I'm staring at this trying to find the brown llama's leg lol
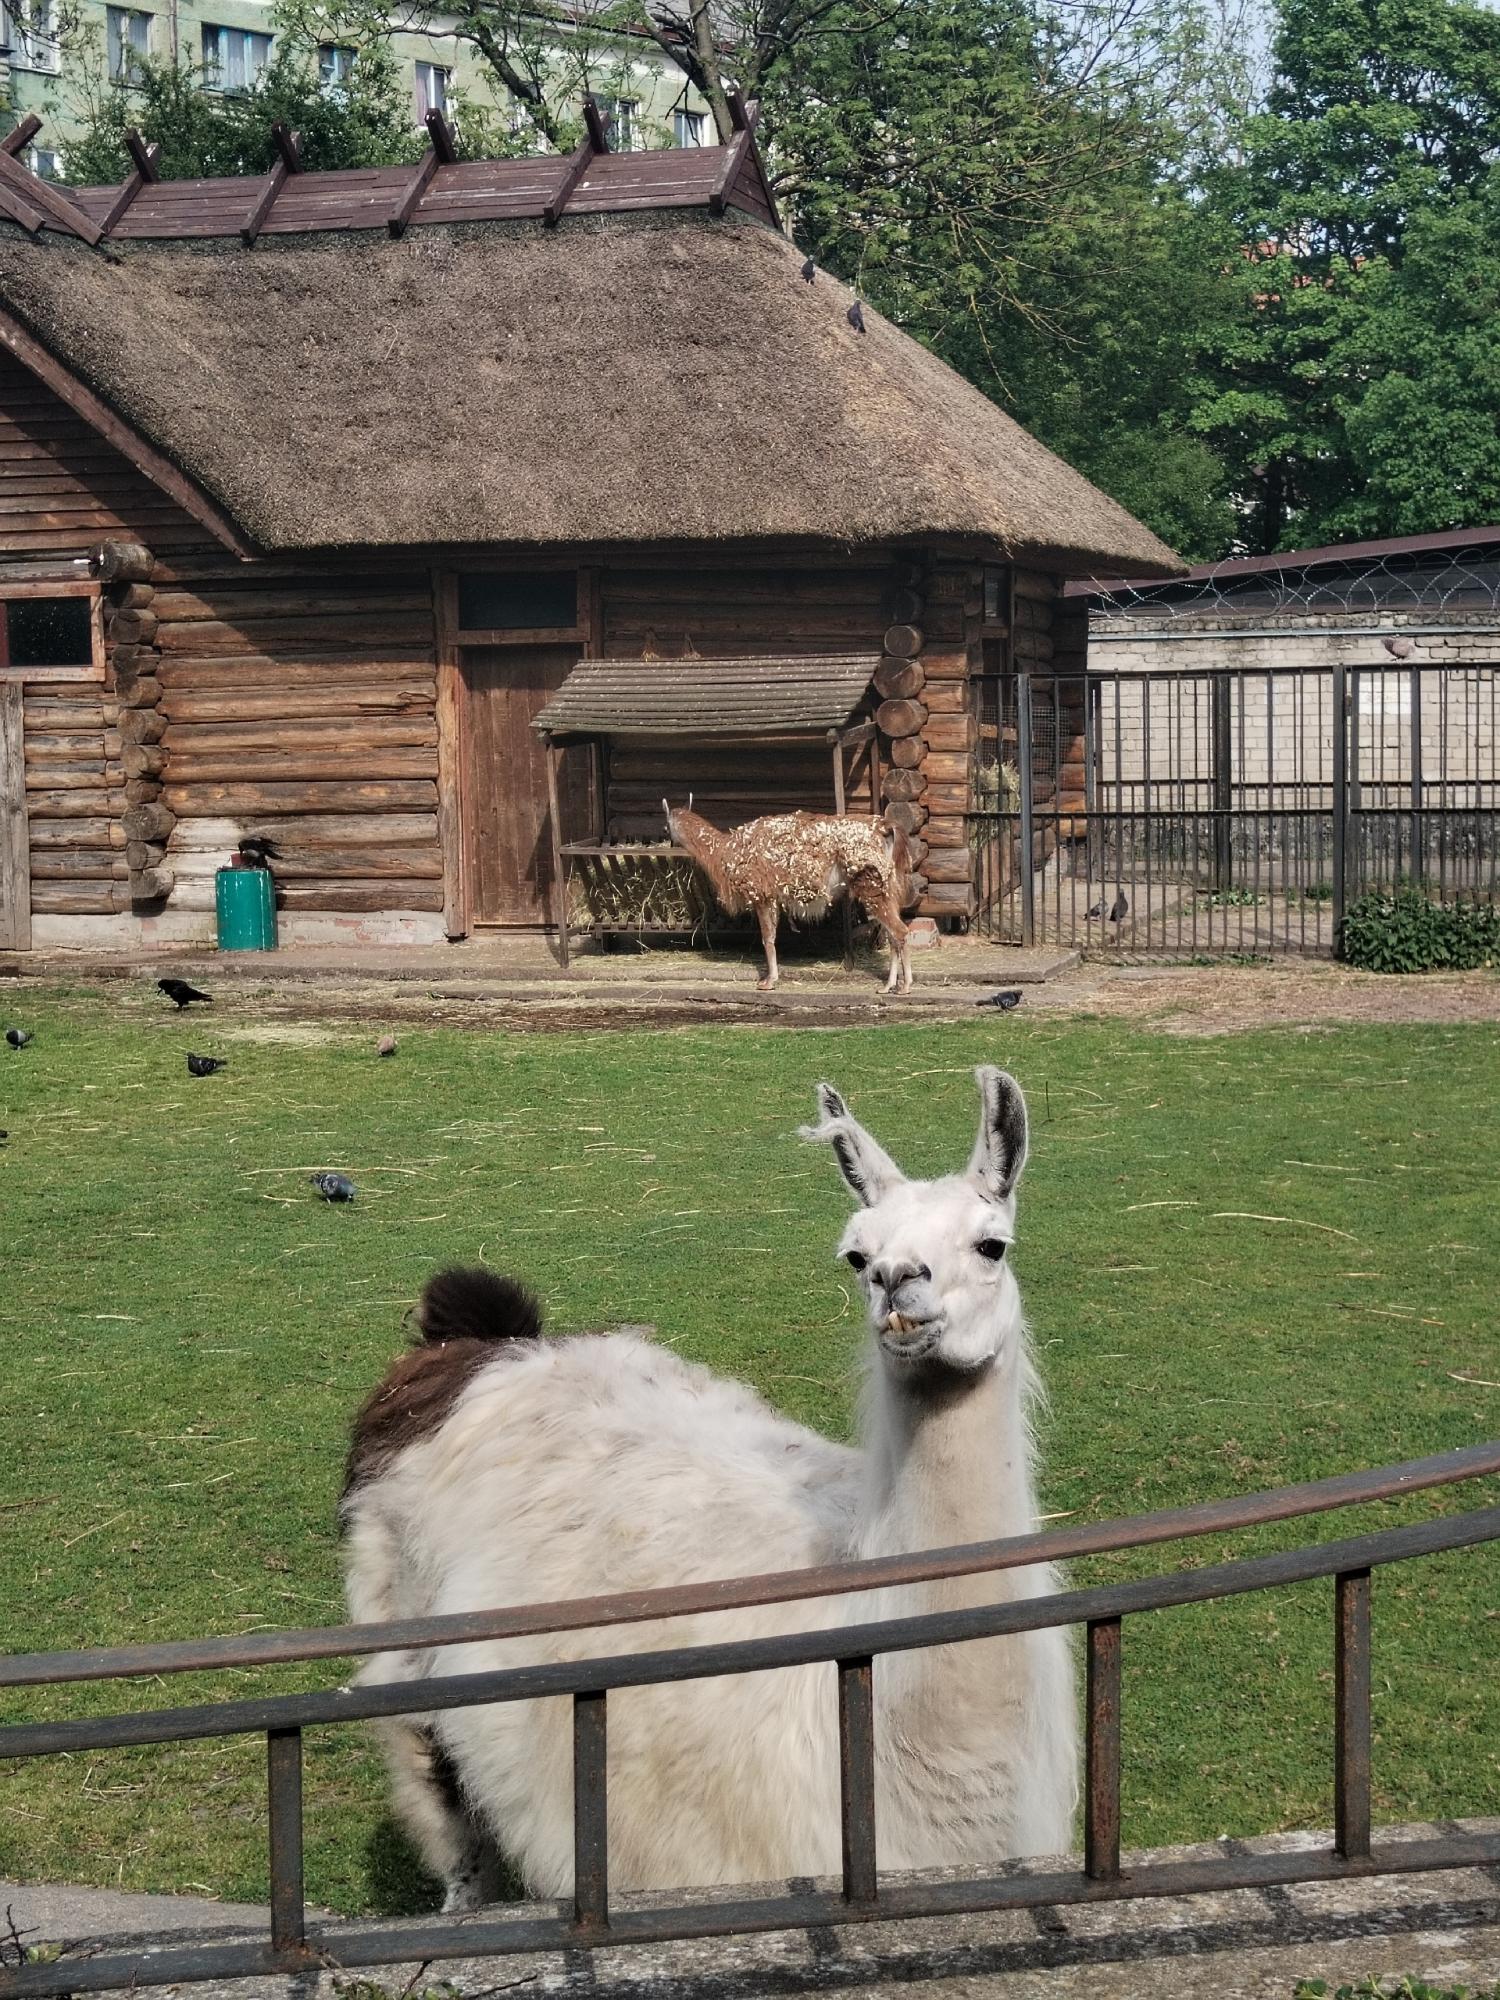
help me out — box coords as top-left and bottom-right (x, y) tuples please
(755, 901), (781, 989)
(861, 890), (911, 993)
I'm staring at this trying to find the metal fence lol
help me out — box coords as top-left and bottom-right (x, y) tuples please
(2, 1441), (1498, 1997)
(969, 664), (1500, 954)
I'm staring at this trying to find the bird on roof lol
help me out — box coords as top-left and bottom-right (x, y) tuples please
(976, 989), (1022, 1010)
(187, 1053), (227, 1077)
(5, 1028), (31, 1049)
(800, 256), (815, 282)
(847, 300), (866, 334)
(311, 1171), (356, 1203)
(1109, 891), (1129, 923)
(159, 978), (212, 1009)
(1381, 635), (1415, 660)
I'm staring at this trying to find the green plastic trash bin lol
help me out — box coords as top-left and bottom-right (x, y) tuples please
(216, 864), (277, 951)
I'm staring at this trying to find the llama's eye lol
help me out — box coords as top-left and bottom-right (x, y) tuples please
(845, 1250), (868, 1273)
(976, 1239), (1008, 1262)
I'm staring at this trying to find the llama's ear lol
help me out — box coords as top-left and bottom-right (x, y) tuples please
(967, 1065), (1028, 1202)
(800, 1081), (904, 1206)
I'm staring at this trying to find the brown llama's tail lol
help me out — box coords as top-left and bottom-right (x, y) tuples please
(886, 824), (918, 912)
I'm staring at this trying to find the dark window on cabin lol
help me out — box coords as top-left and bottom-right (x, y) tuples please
(3, 596), (94, 669)
(457, 572), (577, 631)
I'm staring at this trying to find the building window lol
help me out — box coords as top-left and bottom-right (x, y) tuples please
(0, 589), (103, 683)
(6, 0), (60, 73)
(318, 42), (356, 91)
(27, 145), (62, 179)
(414, 60), (449, 121)
(597, 96), (638, 150)
(201, 22), (271, 92)
(673, 108), (705, 147)
(456, 571), (578, 633)
(106, 5), (151, 81)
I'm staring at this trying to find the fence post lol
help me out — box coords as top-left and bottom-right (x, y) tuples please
(1084, 1617), (1122, 1881)
(573, 1690), (609, 1931)
(1331, 664), (1348, 945)
(837, 1655), (878, 1905)
(1017, 671), (1036, 947)
(1334, 1569), (1372, 1860)
(1211, 674), (1233, 892)
(266, 1727), (306, 1956)
(1409, 665), (1424, 889)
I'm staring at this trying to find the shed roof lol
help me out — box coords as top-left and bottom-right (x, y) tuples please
(532, 654), (878, 738)
(0, 149), (1183, 574)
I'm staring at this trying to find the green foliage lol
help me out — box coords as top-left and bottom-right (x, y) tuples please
(1340, 887), (1500, 972)
(61, 29), (422, 183)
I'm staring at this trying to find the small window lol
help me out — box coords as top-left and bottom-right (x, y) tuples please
(7, 0), (60, 72)
(106, 5), (151, 80)
(318, 42), (356, 90)
(457, 572), (577, 633)
(673, 108), (705, 147)
(0, 590), (102, 682)
(597, 96), (638, 150)
(201, 22), (271, 92)
(415, 59), (450, 121)
(28, 145), (63, 180)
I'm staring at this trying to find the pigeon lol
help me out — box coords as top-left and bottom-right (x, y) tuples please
(5, 1028), (31, 1049)
(847, 300), (866, 333)
(186, 1053), (227, 1077)
(1380, 635), (1415, 661)
(1108, 891), (1129, 923)
(976, 989), (1022, 1010)
(800, 256), (815, 282)
(159, 978), (212, 1009)
(311, 1171), (356, 1203)
(1085, 896), (1106, 920)
(377, 1035), (398, 1058)
(238, 835), (280, 868)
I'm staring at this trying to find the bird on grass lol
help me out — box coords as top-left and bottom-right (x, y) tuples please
(976, 989), (1022, 1010)
(187, 1053), (227, 1077)
(847, 300), (866, 334)
(159, 978), (212, 1010)
(238, 835), (280, 868)
(311, 1171), (356, 1203)
(1108, 891), (1129, 924)
(800, 256), (815, 282)
(5, 1028), (31, 1049)
(377, 1035), (398, 1058)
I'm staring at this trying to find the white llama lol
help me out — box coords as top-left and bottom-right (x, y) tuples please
(340, 1067), (1077, 1905)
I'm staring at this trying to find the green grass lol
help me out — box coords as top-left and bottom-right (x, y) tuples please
(0, 988), (1497, 1912)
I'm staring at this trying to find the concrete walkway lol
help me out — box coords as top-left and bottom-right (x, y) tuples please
(5, 1823), (1497, 1999)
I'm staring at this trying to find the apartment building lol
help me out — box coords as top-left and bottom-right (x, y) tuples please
(0, 0), (714, 174)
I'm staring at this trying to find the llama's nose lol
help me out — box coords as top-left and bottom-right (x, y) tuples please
(873, 1259), (931, 1296)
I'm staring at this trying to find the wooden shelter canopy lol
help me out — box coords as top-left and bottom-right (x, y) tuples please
(532, 654), (880, 740)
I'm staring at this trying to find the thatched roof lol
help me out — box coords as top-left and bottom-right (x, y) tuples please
(0, 207), (1182, 572)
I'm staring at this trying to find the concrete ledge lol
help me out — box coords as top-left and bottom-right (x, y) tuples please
(5, 1821), (1497, 2000)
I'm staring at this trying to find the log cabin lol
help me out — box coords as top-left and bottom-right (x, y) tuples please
(0, 106), (1181, 957)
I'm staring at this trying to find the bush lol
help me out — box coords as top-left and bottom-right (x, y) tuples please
(1340, 888), (1500, 973)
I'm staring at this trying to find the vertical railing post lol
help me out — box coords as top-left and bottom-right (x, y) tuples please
(1211, 673), (1232, 892)
(1409, 665), (1424, 889)
(1084, 1617), (1122, 1881)
(266, 1726), (306, 1956)
(1334, 1568), (1372, 1860)
(1331, 664), (1348, 946)
(573, 1689), (609, 1931)
(1017, 671), (1036, 947)
(838, 1655), (878, 1905)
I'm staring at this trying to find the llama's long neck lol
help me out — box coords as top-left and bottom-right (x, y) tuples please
(672, 810), (726, 869)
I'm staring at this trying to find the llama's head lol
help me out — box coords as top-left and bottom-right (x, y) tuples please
(661, 794), (696, 843)
(802, 1067), (1028, 1387)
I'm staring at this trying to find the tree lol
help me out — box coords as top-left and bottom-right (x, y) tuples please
(60, 28), (421, 183)
(1191, 0), (1500, 548)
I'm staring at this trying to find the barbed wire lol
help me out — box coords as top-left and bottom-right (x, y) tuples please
(1072, 540), (1500, 625)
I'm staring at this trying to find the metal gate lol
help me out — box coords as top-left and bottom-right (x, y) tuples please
(969, 664), (1500, 954)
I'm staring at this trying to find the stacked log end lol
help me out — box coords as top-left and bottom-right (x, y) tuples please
(100, 542), (174, 907)
(875, 564), (930, 907)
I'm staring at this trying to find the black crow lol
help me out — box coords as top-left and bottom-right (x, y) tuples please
(159, 978), (212, 1009)
(1108, 891), (1129, 923)
(5, 1028), (31, 1049)
(1085, 896), (1106, 920)
(847, 300), (865, 333)
(187, 1053), (227, 1077)
(800, 256), (815, 282)
(238, 836), (280, 867)
(311, 1171), (356, 1203)
(976, 989), (1022, 1010)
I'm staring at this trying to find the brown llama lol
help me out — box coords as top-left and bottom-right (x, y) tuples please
(664, 800), (916, 992)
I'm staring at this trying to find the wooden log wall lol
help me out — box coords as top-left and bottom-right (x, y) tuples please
(599, 562), (889, 839)
(1012, 571), (1086, 846)
(148, 555), (443, 914)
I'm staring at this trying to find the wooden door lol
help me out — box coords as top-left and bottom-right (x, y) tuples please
(0, 683), (30, 952)
(462, 643), (588, 925)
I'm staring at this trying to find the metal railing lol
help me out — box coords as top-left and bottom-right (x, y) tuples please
(2, 1441), (1498, 1998)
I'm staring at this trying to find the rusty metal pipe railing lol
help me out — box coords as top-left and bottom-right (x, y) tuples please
(3, 1440), (1496, 1693)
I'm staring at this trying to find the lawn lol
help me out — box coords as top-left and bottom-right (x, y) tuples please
(0, 986), (1496, 1913)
